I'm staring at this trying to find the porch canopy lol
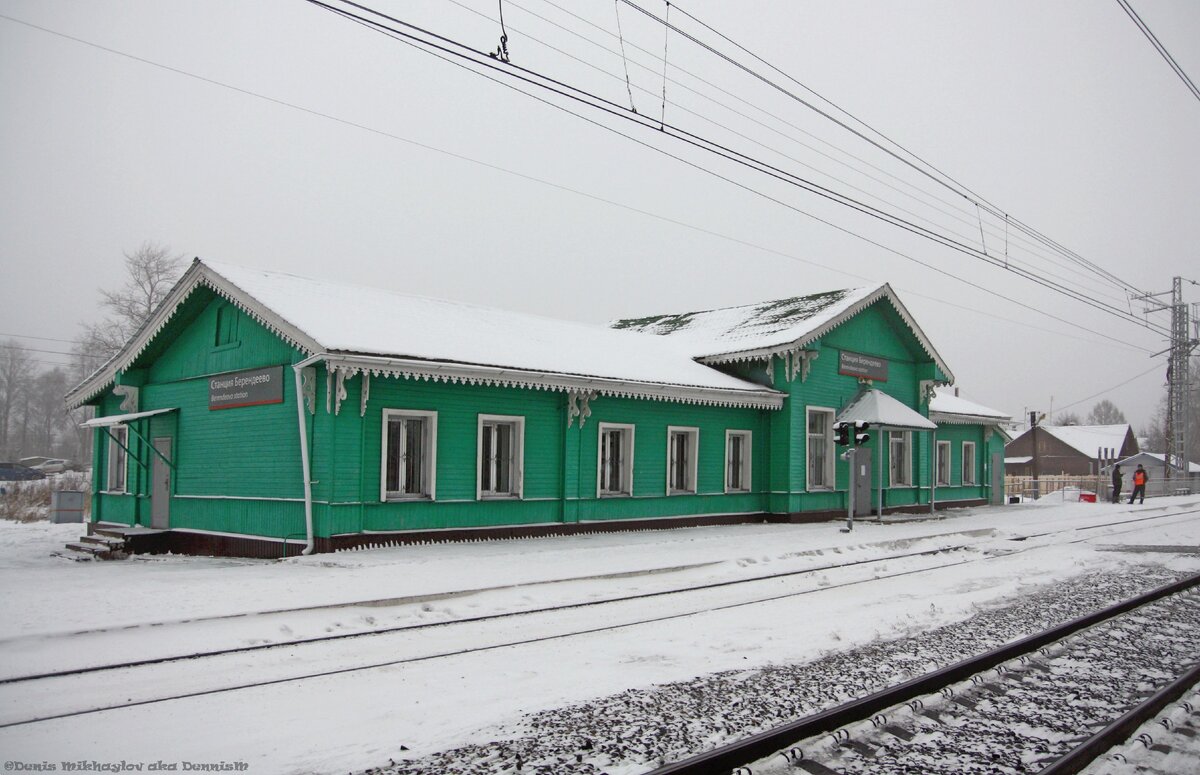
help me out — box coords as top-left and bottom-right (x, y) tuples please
(836, 388), (937, 519)
(836, 389), (936, 431)
(81, 407), (176, 428)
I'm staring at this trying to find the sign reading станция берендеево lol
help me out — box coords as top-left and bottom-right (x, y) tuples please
(838, 350), (888, 382)
(208, 366), (284, 410)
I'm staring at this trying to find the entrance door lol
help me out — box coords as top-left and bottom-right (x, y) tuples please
(151, 437), (172, 529)
(853, 447), (873, 517)
(991, 451), (1005, 505)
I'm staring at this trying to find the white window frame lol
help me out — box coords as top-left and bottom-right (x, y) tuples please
(725, 430), (752, 493)
(962, 441), (977, 485)
(380, 409), (437, 501)
(597, 422), (635, 498)
(106, 425), (128, 494)
(477, 414), (525, 500)
(666, 426), (699, 495)
(936, 440), (952, 486)
(889, 431), (913, 487)
(806, 407), (835, 491)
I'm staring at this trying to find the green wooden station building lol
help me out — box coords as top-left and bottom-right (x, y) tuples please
(65, 260), (1010, 557)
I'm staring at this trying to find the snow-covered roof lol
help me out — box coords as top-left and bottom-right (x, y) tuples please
(610, 283), (954, 381)
(1005, 456), (1033, 465)
(835, 389), (937, 430)
(1111, 452), (1200, 474)
(66, 260), (785, 410)
(1040, 425), (1132, 458)
(928, 389), (1011, 425)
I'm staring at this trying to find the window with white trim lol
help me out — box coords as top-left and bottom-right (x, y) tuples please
(598, 423), (634, 497)
(962, 441), (977, 485)
(725, 430), (752, 493)
(806, 408), (834, 490)
(106, 425), (128, 493)
(382, 410), (436, 500)
(889, 431), (913, 486)
(478, 415), (524, 499)
(667, 426), (699, 495)
(936, 440), (952, 486)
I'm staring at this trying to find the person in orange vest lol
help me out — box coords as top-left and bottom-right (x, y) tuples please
(1128, 464), (1149, 504)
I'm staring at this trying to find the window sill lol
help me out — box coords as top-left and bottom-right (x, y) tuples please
(479, 494), (522, 501)
(599, 492), (632, 498)
(383, 495), (432, 502)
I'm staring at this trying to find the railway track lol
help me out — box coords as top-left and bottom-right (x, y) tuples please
(648, 573), (1200, 775)
(5, 506), (1194, 685)
(1, 508), (1196, 732)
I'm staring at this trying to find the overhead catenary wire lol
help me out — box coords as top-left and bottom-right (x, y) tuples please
(0, 11), (1154, 358)
(310, 0), (1170, 339)
(620, 0), (1150, 299)
(305, 0), (1160, 351)
(1116, 0), (1200, 104)
(517, 0), (1125, 302)
(1051, 361), (1165, 415)
(444, 0), (1134, 310)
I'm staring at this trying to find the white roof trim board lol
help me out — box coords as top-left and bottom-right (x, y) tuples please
(835, 389), (938, 431)
(323, 355), (784, 410)
(67, 260), (784, 411)
(928, 388), (1011, 426)
(81, 408), (177, 427)
(611, 282), (955, 382)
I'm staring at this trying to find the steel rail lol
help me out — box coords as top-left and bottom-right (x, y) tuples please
(4, 508), (1196, 687)
(1036, 661), (1200, 775)
(647, 572), (1200, 774)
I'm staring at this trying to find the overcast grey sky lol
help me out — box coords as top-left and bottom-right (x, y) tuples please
(1, 0), (1197, 431)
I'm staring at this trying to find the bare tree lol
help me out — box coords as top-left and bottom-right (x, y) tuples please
(26, 369), (71, 457)
(76, 242), (186, 364)
(0, 341), (34, 458)
(1054, 411), (1082, 426)
(66, 243), (186, 464)
(1086, 399), (1127, 425)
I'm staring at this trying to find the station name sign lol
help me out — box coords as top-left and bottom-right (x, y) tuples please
(209, 366), (284, 410)
(838, 351), (888, 382)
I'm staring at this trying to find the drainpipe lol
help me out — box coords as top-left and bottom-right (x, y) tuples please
(930, 429), (937, 515)
(293, 353), (327, 555)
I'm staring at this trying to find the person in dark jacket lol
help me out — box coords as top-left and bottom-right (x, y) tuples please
(1111, 465), (1123, 503)
(1129, 464), (1149, 504)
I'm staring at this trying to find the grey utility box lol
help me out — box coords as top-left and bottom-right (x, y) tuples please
(50, 490), (86, 523)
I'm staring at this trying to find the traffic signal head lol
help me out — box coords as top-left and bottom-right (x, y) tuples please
(834, 422), (851, 446)
(854, 421), (871, 445)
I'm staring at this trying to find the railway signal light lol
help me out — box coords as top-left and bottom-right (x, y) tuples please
(854, 421), (871, 445)
(834, 422), (851, 446)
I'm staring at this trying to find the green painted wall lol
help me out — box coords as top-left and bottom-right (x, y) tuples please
(87, 291), (995, 544)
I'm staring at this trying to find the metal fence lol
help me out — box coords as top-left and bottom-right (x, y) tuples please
(1005, 475), (1199, 503)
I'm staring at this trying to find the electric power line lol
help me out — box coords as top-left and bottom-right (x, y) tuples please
(313, 0), (1170, 338)
(620, 0), (1151, 298)
(448, 0), (1135, 310)
(0, 10), (1156, 358)
(1116, 0), (1200, 104)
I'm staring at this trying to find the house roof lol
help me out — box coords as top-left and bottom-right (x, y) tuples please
(928, 388), (1011, 426)
(1038, 424), (1133, 458)
(66, 260), (786, 411)
(610, 283), (954, 381)
(835, 389), (938, 430)
(1109, 452), (1200, 474)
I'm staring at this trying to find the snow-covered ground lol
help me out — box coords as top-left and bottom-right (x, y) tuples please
(1, 497), (1198, 774)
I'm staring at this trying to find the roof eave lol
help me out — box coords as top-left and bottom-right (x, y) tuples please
(65, 260), (324, 410)
(322, 353), (786, 410)
(696, 284), (955, 382)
